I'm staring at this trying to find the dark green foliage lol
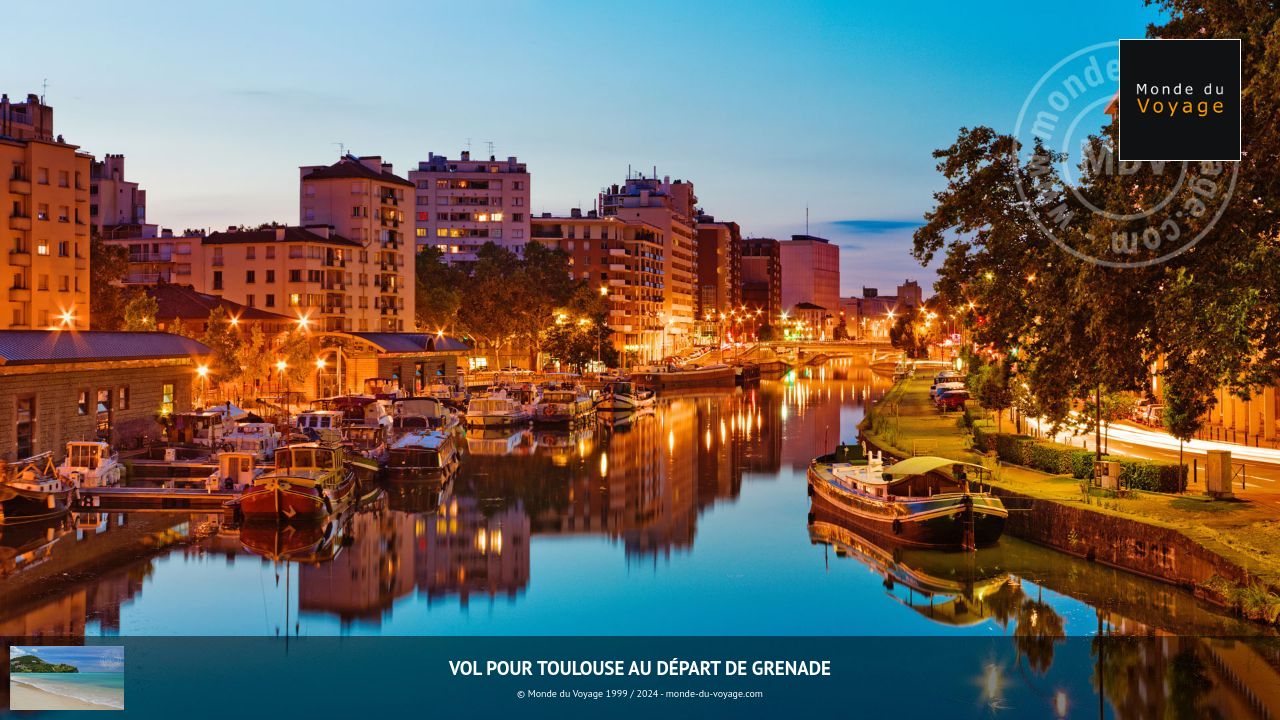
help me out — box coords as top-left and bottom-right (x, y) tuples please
(11, 655), (78, 673)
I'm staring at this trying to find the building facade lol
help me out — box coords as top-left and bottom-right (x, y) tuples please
(0, 331), (207, 461)
(0, 93), (92, 330)
(531, 209), (666, 364)
(90, 153), (146, 234)
(300, 155), (414, 331)
(841, 281), (924, 340)
(409, 151), (530, 264)
(740, 237), (781, 323)
(694, 215), (741, 319)
(779, 234), (840, 327)
(598, 175), (698, 350)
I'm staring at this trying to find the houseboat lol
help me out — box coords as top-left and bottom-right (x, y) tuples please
(238, 441), (357, 521)
(295, 409), (346, 440)
(533, 385), (595, 424)
(56, 441), (125, 488)
(631, 363), (736, 390)
(392, 397), (461, 436)
(0, 453), (73, 524)
(205, 451), (262, 493)
(385, 430), (459, 479)
(807, 447), (1006, 550)
(221, 422), (282, 461)
(315, 395), (394, 433)
(344, 424), (389, 466)
(595, 381), (655, 413)
(465, 387), (531, 427)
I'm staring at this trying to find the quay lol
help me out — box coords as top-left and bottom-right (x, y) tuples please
(77, 486), (237, 511)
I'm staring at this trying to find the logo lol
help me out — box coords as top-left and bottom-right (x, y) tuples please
(1013, 41), (1238, 268)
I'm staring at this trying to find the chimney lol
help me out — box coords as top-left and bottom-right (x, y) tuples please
(460, 150), (470, 161)
(570, 208), (582, 218)
(275, 227), (286, 242)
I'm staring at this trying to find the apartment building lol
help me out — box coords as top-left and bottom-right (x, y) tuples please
(740, 237), (781, 322)
(409, 150), (530, 264)
(694, 215), (741, 318)
(531, 209), (666, 364)
(779, 234), (840, 321)
(90, 153), (146, 235)
(106, 227), (205, 285)
(598, 175), (698, 349)
(0, 93), (92, 330)
(300, 155), (414, 331)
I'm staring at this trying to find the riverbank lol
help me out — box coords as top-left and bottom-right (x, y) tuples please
(860, 375), (1280, 617)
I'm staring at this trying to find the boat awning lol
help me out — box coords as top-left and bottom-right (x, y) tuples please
(883, 456), (986, 478)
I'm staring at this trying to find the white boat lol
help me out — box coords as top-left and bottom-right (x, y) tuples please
(385, 430), (459, 478)
(295, 409), (346, 438)
(204, 451), (262, 493)
(56, 441), (124, 488)
(595, 381), (655, 412)
(465, 388), (531, 427)
(392, 397), (461, 436)
(425, 381), (466, 405)
(221, 422), (282, 461)
(534, 385), (595, 424)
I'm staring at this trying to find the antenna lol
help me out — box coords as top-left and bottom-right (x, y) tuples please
(40, 78), (48, 103)
(806, 206), (810, 235)
(485, 140), (495, 158)
(332, 142), (345, 156)
(465, 138), (472, 153)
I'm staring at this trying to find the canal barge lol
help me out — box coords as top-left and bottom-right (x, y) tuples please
(631, 363), (736, 390)
(238, 441), (358, 521)
(807, 448), (1006, 549)
(533, 385), (595, 424)
(595, 381), (654, 413)
(0, 453), (73, 524)
(385, 430), (459, 479)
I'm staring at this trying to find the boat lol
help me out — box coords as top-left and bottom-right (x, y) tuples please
(204, 451), (262, 493)
(392, 397), (461, 436)
(734, 362), (761, 386)
(385, 430), (459, 479)
(239, 516), (345, 564)
(221, 422), (283, 461)
(425, 380), (467, 408)
(630, 363), (736, 389)
(0, 453), (73, 524)
(465, 387), (531, 427)
(238, 441), (358, 521)
(807, 448), (1006, 549)
(314, 395), (394, 433)
(533, 384), (595, 424)
(56, 441), (125, 488)
(344, 424), (389, 465)
(595, 381), (654, 412)
(295, 409), (346, 439)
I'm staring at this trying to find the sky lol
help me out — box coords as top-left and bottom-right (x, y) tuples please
(10, 645), (125, 672)
(1, 0), (1163, 295)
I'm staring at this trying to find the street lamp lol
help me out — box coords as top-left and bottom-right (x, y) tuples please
(276, 359), (287, 402)
(196, 364), (209, 408)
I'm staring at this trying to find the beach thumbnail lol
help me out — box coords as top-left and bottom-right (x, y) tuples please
(9, 646), (124, 711)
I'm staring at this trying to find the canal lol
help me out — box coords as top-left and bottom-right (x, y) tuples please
(2, 356), (1278, 716)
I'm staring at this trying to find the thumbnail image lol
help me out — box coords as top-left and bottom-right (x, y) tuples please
(9, 646), (124, 711)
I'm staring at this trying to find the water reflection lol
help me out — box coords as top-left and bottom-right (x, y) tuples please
(2, 357), (1280, 717)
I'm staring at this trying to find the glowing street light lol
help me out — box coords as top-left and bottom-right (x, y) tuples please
(58, 309), (75, 327)
(599, 286), (608, 296)
(296, 313), (311, 330)
(315, 358), (327, 370)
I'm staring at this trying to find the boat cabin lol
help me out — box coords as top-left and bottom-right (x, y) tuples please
(213, 451), (258, 491)
(168, 410), (231, 447)
(57, 441), (122, 488)
(345, 425), (386, 454)
(222, 422), (281, 459)
(296, 410), (345, 435)
(274, 443), (342, 473)
(387, 431), (455, 471)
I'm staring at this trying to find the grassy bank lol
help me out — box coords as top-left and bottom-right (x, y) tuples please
(861, 375), (1280, 616)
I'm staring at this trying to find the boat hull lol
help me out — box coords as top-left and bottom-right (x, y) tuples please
(0, 484), (72, 525)
(632, 366), (736, 389)
(807, 464), (1005, 549)
(239, 475), (355, 521)
(465, 413), (530, 427)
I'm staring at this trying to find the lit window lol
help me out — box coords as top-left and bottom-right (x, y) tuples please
(491, 213), (503, 222)
(290, 293), (301, 306)
(435, 229), (448, 237)
(36, 243), (49, 256)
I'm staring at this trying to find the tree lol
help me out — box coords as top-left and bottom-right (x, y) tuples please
(1079, 389), (1139, 454)
(757, 323), (780, 342)
(969, 358), (1014, 432)
(201, 306), (243, 394)
(88, 234), (129, 330)
(121, 290), (158, 332)
(414, 246), (464, 332)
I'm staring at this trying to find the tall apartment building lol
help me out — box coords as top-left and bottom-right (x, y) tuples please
(300, 155), (414, 331)
(598, 175), (698, 349)
(740, 237), (781, 322)
(694, 215), (741, 318)
(779, 234), (840, 318)
(90, 154), (146, 236)
(531, 209), (666, 363)
(409, 151), (530, 264)
(0, 93), (92, 330)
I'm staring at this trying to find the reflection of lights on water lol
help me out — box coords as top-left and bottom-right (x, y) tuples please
(599, 451), (608, 478)
(704, 427), (712, 450)
(980, 663), (1006, 709)
(668, 430), (675, 452)
(720, 420), (727, 444)
(1054, 690), (1068, 718)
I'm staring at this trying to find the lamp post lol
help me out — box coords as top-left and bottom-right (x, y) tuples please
(276, 359), (288, 410)
(196, 364), (209, 409)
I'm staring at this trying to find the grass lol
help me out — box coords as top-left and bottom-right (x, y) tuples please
(862, 375), (1280, 587)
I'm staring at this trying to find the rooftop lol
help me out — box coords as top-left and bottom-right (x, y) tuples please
(204, 226), (361, 247)
(146, 284), (291, 323)
(301, 154), (413, 187)
(346, 332), (471, 354)
(0, 331), (210, 366)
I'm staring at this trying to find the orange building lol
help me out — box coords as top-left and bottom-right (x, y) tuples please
(0, 93), (91, 330)
(409, 150), (531, 263)
(531, 209), (666, 364)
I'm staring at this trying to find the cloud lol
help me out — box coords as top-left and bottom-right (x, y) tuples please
(10, 646), (29, 659)
(829, 219), (924, 234)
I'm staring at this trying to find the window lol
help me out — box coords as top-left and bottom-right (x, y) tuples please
(57, 170), (68, 188)
(247, 294), (255, 307)
(96, 388), (112, 439)
(245, 247), (256, 260)
(37, 274), (48, 291)
(266, 246), (276, 259)
(265, 294), (275, 307)
(213, 271), (223, 290)
(416, 228), (427, 237)
(36, 168), (48, 185)
(59, 275), (69, 292)
(289, 269), (302, 283)
(117, 386), (129, 410)
(246, 270), (255, 283)
(77, 390), (89, 415)
(512, 229), (524, 239)
(266, 269), (275, 283)
(36, 242), (49, 256)
(57, 241), (69, 256)
(16, 396), (35, 458)
(161, 383), (174, 416)
(513, 213), (524, 222)
(289, 293), (301, 306)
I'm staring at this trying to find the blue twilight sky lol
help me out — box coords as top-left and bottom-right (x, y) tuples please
(1, 0), (1161, 295)
(11, 645), (125, 672)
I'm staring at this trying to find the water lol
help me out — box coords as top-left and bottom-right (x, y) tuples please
(1, 356), (1277, 716)
(9, 673), (125, 710)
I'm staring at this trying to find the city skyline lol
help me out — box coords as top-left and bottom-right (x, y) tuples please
(0, 0), (1161, 295)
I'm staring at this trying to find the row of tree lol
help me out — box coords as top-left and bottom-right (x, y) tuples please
(913, 2), (1280, 445)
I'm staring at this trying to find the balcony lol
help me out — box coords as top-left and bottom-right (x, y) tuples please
(9, 286), (30, 302)
(129, 252), (173, 263)
(124, 272), (172, 284)
(8, 178), (30, 195)
(8, 250), (30, 267)
(9, 214), (31, 231)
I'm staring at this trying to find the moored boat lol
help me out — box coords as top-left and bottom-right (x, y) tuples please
(238, 442), (357, 521)
(385, 430), (459, 479)
(595, 381), (654, 412)
(807, 448), (1006, 550)
(56, 441), (124, 488)
(465, 387), (531, 427)
(631, 363), (736, 389)
(0, 453), (73, 524)
(533, 384), (595, 424)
